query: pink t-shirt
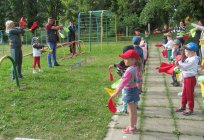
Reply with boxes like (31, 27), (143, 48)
(116, 65), (142, 94)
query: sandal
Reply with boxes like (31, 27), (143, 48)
(122, 126), (137, 134)
(175, 107), (186, 112)
(182, 111), (193, 116)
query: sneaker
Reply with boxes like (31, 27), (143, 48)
(18, 75), (24, 78)
(33, 70), (37, 74)
(182, 111), (193, 116)
(175, 107), (186, 112)
(38, 69), (43, 73)
(177, 92), (182, 96)
(54, 63), (60, 66)
(122, 126), (136, 134)
(173, 82), (180, 87)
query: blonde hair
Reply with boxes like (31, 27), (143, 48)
(5, 20), (15, 33)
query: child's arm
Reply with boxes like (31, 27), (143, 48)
(177, 57), (198, 70)
(33, 44), (43, 49)
(111, 70), (132, 98)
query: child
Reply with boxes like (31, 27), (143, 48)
(132, 36), (144, 72)
(163, 35), (173, 62)
(111, 49), (142, 134)
(171, 39), (181, 86)
(140, 37), (148, 66)
(68, 20), (76, 56)
(32, 37), (44, 74)
(175, 42), (199, 116)
(108, 46), (135, 113)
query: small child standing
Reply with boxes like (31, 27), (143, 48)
(171, 39), (181, 86)
(32, 37), (44, 74)
(175, 42), (199, 116)
(140, 37), (148, 66)
(163, 34), (173, 62)
(111, 49), (142, 134)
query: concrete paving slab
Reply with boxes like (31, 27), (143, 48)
(143, 118), (175, 133)
(144, 107), (171, 118)
(179, 135), (204, 140)
(104, 128), (140, 140)
(145, 98), (169, 107)
(114, 115), (140, 129)
(141, 132), (178, 140)
(175, 110), (204, 121)
(177, 120), (204, 136)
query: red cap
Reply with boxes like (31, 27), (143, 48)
(119, 49), (139, 59)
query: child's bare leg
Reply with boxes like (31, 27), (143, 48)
(128, 102), (137, 128)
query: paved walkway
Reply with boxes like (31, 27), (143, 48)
(104, 42), (204, 140)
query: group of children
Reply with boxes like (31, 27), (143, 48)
(108, 30), (149, 134)
(109, 18), (204, 134)
(160, 19), (204, 116)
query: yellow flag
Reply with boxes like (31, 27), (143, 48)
(185, 16), (190, 23)
(199, 82), (204, 98)
(104, 88), (116, 96)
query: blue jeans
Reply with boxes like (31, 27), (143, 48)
(10, 48), (23, 79)
(47, 42), (58, 67)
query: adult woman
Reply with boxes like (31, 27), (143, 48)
(5, 20), (25, 80)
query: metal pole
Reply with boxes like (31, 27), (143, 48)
(78, 13), (81, 47)
(106, 17), (108, 46)
(89, 11), (92, 52)
(115, 15), (117, 43)
(100, 11), (104, 50)
(96, 18), (99, 48)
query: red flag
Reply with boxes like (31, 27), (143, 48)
(30, 21), (38, 31)
(19, 17), (27, 27)
(108, 98), (117, 113)
(183, 35), (189, 40)
(155, 43), (163, 47)
(157, 62), (176, 75)
(109, 73), (114, 81)
(162, 50), (168, 58)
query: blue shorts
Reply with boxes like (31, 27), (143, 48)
(122, 87), (140, 103)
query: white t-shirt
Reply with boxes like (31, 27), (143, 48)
(177, 55), (199, 78)
(32, 43), (42, 57)
(163, 40), (173, 50)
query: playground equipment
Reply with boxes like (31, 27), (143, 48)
(78, 10), (117, 51)
(0, 55), (20, 87)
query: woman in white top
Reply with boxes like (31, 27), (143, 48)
(189, 19), (204, 70)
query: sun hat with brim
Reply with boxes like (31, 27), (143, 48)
(119, 49), (139, 59)
(184, 42), (198, 51)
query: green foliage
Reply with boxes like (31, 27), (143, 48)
(0, 0), (203, 33)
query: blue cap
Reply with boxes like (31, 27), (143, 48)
(132, 36), (141, 45)
(185, 42), (198, 51)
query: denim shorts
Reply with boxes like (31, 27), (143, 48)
(122, 87), (140, 103)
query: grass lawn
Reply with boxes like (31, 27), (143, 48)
(0, 41), (133, 139)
